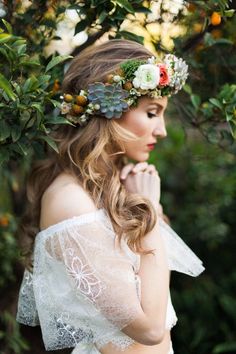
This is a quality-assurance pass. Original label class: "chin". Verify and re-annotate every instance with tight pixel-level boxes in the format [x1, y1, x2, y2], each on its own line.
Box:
[128, 153, 149, 162]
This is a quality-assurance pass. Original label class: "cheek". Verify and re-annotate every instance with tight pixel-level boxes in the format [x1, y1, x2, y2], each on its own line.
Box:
[120, 111, 149, 137]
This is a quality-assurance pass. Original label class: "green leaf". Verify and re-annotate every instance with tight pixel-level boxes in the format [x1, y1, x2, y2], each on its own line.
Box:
[118, 30, 144, 44]
[11, 126, 21, 143]
[183, 84, 192, 95]
[133, 6, 152, 14]
[75, 19, 89, 34]
[209, 98, 223, 110]
[191, 94, 201, 110]
[23, 76, 39, 93]
[0, 149, 10, 166]
[45, 55, 72, 73]
[213, 342, 236, 353]
[2, 19, 13, 34]
[39, 136, 59, 153]
[115, 0, 135, 13]
[16, 141, 28, 156]
[0, 74, 16, 101]
[224, 9, 235, 17]
[32, 103, 44, 115]
[0, 33, 12, 43]
[97, 11, 108, 24]
[0, 120, 11, 141]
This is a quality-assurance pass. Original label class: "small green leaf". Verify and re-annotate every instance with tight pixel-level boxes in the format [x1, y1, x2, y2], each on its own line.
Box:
[183, 84, 192, 95]
[16, 141, 28, 156]
[11, 126, 21, 142]
[191, 94, 201, 110]
[0, 149, 10, 166]
[0, 33, 12, 43]
[75, 20, 89, 34]
[0, 120, 11, 141]
[115, 0, 135, 13]
[45, 55, 72, 73]
[213, 341, 236, 353]
[39, 136, 59, 153]
[224, 9, 235, 17]
[0, 74, 16, 101]
[209, 98, 223, 110]
[2, 19, 13, 34]
[118, 30, 144, 44]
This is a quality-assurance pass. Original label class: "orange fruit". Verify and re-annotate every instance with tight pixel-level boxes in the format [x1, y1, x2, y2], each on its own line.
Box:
[72, 104, 84, 114]
[123, 81, 133, 90]
[64, 94, 73, 103]
[52, 79, 60, 94]
[0, 215, 9, 227]
[211, 12, 221, 26]
[75, 95, 87, 106]
[193, 23, 203, 33]
[106, 74, 114, 83]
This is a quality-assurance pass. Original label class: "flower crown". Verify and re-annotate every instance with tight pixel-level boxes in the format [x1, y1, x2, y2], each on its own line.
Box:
[61, 54, 188, 126]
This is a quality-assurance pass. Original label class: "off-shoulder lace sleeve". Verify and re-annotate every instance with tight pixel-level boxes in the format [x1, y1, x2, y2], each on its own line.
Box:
[17, 210, 141, 351]
[159, 218, 205, 276]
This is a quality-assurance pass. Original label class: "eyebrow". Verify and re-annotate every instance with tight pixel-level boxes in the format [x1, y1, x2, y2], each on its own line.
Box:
[147, 103, 165, 110]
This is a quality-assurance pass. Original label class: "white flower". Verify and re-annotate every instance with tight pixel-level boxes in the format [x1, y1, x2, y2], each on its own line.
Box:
[133, 64, 160, 90]
[113, 75, 122, 83]
[61, 102, 71, 114]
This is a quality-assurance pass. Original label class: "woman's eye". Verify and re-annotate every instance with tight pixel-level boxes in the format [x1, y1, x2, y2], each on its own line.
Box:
[147, 112, 156, 118]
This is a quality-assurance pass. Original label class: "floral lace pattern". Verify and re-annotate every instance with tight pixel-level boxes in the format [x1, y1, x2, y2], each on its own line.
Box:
[16, 208, 204, 352]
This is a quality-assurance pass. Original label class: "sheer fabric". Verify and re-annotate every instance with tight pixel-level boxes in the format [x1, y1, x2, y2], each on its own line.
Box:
[17, 208, 205, 352]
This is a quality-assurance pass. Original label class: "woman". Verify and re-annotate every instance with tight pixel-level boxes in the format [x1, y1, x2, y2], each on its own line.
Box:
[16, 40, 204, 354]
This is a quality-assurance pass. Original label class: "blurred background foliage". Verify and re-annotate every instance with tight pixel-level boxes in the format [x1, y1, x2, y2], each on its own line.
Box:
[0, 0, 235, 353]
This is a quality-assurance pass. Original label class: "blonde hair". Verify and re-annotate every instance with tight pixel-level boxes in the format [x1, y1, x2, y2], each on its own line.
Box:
[22, 39, 157, 265]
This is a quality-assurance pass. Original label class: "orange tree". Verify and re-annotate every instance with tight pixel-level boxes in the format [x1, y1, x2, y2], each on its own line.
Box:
[0, 1, 235, 353]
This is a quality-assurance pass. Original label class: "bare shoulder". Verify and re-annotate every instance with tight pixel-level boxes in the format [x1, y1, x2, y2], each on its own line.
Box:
[40, 173, 97, 230]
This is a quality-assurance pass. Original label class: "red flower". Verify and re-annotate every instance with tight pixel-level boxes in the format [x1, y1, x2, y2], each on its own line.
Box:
[158, 64, 170, 86]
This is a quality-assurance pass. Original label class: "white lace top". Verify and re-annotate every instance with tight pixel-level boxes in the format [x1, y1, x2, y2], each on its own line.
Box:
[16, 208, 205, 352]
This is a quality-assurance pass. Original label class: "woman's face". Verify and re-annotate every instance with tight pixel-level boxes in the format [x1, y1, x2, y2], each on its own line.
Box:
[117, 96, 168, 162]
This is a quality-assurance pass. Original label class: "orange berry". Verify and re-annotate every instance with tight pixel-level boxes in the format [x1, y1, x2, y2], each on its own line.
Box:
[123, 81, 133, 91]
[106, 74, 114, 83]
[75, 95, 87, 106]
[211, 12, 221, 26]
[64, 94, 73, 103]
[193, 23, 203, 33]
[72, 104, 84, 114]
[0, 215, 9, 227]
[52, 79, 60, 94]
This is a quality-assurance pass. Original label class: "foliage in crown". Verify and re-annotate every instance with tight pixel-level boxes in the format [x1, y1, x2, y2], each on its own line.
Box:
[61, 54, 189, 126]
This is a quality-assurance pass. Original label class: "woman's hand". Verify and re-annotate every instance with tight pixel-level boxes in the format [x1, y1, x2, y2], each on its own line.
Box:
[120, 162, 160, 209]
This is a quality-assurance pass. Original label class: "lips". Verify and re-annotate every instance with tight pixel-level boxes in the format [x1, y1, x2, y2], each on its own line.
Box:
[147, 144, 155, 150]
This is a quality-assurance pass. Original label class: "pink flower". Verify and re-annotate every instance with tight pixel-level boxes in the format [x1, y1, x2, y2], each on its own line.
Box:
[158, 64, 170, 86]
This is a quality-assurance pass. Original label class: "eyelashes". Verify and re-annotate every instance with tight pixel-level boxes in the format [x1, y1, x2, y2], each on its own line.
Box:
[147, 112, 157, 118]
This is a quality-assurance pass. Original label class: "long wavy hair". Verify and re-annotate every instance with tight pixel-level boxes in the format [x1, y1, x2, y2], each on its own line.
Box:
[22, 39, 158, 267]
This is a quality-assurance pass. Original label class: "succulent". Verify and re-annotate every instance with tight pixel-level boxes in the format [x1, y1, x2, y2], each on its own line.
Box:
[88, 83, 129, 119]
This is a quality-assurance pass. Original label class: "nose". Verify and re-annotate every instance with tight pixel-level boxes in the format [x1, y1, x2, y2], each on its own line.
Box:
[153, 118, 167, 139]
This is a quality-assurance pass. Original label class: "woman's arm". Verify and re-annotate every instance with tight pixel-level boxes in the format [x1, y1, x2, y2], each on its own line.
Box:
[121, 220, 170, 345]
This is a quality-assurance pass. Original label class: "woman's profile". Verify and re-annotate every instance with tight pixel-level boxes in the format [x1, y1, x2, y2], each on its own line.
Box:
[16, 39, 204, 354]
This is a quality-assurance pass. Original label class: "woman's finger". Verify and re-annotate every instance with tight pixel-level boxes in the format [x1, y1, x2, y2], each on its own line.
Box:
[120, 163, 134, 180]
[145, 164, 158, 174]
[132, 162, 149, 173]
